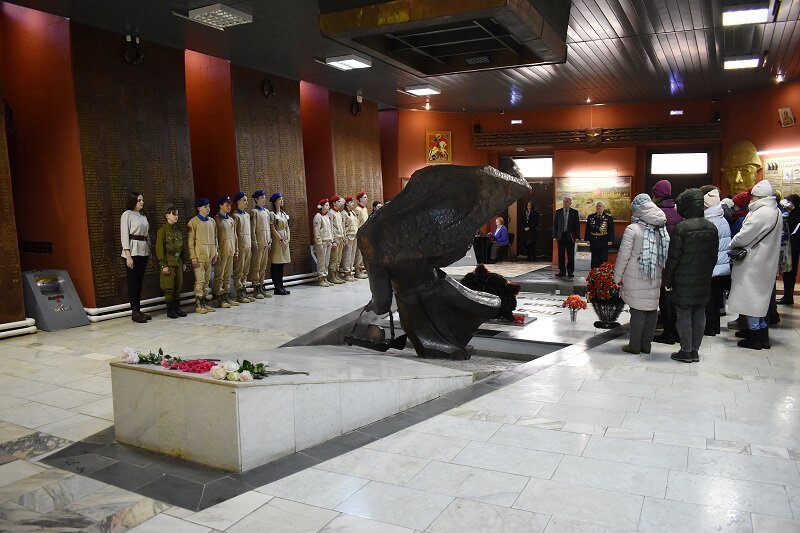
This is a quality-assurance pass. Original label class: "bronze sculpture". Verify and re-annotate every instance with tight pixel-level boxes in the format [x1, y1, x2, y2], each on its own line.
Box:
[358, 165, 530, 359]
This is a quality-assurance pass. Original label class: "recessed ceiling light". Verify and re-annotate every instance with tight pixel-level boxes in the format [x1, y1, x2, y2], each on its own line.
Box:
[724, 56, 760, 69]
[776, 73, 785, 82]
[722, 5, 769, 26]
[511, 119, 523, 125]
[404, 84, 441, 96]
[187, 3, 252, 30]
[585, 96, 592, 103]
[670, 109, 684, 116]
[325, 54, 372, 71]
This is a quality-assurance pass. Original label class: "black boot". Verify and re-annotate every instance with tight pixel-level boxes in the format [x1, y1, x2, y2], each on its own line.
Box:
[175, 300, 187, 317]
[670, 350, 693, 363]
[692, 350, 699, 362]
[166, 301, 178, 319]
[761, 327, 771, 349]
[737, 329, 761, 350]
[131, 310, 147, 323]
[735, 330, 749, 338]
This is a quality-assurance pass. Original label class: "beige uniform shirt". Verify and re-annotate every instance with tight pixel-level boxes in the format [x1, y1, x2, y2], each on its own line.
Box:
[328, 209, 344, 239]
[215, 213, 238, 256]
[232, 209, 252, 250]
[120, 210, 150, 257]
[355, 204, 369, 227]
[187, 215, 218, 262]
[251, 207, 272, 247]
[313, 212, 333, 244]
[343, 210, 358, 238]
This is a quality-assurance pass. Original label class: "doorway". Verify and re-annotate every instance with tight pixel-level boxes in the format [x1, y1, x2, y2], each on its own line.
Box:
[516, 180, 553, 261]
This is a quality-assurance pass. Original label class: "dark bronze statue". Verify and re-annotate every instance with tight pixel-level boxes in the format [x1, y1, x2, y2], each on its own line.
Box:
[358, 165, 531, 359]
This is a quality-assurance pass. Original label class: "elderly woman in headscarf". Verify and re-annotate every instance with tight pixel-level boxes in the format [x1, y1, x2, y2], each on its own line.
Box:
[614, 194, 669, 354]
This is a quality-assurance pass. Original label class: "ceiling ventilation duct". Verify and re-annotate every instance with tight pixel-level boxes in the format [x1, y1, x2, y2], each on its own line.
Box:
[319, 0, 570, 76]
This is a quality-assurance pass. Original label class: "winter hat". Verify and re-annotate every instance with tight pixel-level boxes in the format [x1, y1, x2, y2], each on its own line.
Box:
[750, 180, 773, 198]
[733, 191, 752, 207]
[233, 192, 247, 202]
[721, 198, 735, 210]
[317, 198, 329, 210]
[652, 179, 672, 199]
[703, 189, 721, 208]
[631, 193, 651, 212]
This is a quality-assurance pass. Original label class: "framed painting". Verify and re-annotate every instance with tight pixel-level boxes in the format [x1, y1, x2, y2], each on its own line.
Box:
[779, 107, 796, 128]
[426, 130, 451, 163]
[555, 176, 632, 221]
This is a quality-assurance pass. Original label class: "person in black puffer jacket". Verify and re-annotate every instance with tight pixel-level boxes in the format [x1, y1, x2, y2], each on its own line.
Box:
[661, 188, 719, 363]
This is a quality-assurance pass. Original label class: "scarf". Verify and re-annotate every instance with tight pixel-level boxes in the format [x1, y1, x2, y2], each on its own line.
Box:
[636, 217, 669, 279]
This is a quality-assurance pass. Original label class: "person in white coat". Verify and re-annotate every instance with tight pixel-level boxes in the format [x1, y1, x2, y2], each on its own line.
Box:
[701, 187, 731, 336]
[727, 180, 783, 350]
[614, 194, 669, 354]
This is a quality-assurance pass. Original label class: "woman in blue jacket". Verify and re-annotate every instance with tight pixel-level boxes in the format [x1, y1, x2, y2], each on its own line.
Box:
[492, 216, 509, 262]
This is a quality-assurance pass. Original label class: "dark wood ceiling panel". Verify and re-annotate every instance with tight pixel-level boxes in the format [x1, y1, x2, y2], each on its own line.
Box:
[5, 0, 798, 113]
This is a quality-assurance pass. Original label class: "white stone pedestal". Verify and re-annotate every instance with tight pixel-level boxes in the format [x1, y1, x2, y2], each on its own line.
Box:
[110, 346, 472, 472]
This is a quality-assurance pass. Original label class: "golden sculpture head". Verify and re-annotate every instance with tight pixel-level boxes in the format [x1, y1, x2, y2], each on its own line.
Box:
[722, 140, 762, 195]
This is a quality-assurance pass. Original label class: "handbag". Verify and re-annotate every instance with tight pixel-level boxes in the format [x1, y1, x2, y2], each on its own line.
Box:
[728, 214, 780, 263]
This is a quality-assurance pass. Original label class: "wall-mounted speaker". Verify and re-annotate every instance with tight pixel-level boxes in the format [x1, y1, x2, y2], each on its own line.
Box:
[473, 124, 482, 134]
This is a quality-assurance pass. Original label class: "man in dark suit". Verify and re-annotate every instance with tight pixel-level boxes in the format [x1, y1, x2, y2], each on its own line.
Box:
[552, 196, 580, 277]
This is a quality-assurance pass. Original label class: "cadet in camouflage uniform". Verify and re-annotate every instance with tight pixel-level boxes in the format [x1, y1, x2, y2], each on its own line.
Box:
[327, 195, 346, 284]
[249, 189, 272, 299]
[155, 205, 187, 319]
[187, 197, 219, 314]
[231, 192, 255, 303]
[214, 196, 239, 309]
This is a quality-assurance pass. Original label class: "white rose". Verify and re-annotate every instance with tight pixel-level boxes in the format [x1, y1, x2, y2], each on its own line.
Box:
[222, 361, 239, 373]
[227, 371, 241, 381]
[211, 365, 227, 380]
[239, 370, 253, 382]
[124, 352, 140, 364]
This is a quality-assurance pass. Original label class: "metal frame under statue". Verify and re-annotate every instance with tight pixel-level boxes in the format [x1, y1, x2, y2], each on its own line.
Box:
[358, 165, 530, 360]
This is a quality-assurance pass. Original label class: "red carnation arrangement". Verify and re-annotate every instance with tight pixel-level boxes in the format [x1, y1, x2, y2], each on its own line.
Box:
[562, 294, 587, 310]
[160, 357, 215, 373]
[585, 262, 620, 302]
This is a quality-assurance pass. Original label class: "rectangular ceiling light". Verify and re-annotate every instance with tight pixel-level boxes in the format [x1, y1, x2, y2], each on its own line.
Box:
[325, 54, 372, 70]
[670, 109, 684, 116]
[723, 56, 760, 69]
[722, 5, 769, 26]
[511, 119, 523, 125]
[188, 3, 252, 30]
[404, 84, 441, 96]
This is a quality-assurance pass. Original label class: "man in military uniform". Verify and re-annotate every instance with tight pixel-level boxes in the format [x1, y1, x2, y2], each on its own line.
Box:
[231, 192, 255, 303]
[155, 205, 187, 319]
[585, 201, 615, 268]
[249, 189, 272, 299]
[352, 192, 369, 279]
[187, 197, 219, 314]
[327, 195, 346, 284]
[214, 196, 238, 309]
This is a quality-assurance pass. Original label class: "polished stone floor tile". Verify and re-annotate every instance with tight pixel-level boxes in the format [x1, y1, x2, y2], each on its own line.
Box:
[750, 444, 791, 459]
[319, 513, 415, 533]
[787, 485, 800, 519]
[458, 395, 544, 420]
[542, 515, 635, 532]
[552, 455, 668, 498]
[715, 419, 798, 449]
[198, 477, 253, 510]
[513, 478, 643, 531]
[0, 431, 72, 461]
[654, 386, 736, 407]
[557, 390, 642, 412]
[489, 424, 591, 455]
[409, 415, 502, 441]
[405, 461, 529, 506]
[637, 496, 752, 532]
[44, 453, 116, 477]
[35, 414, 112, 442]
[335, 481, 453, 530]
[688, 448, 800, 487]
[26, 388, 104, 410]
[537, 403, 627, 428]
[601, 366, 674, 387]
[256, 468, 368, 508]
[184, 491, 272, 530]
[651, 431, 708, 449]
[751, 513, 800, 533]
[706, 439, 750, 454]
[451, 440, 563, 479]
[128, 512, 213, 532]
[0, 402, 76, 430]
[0, 422, 35, 445]
[0, 460, 47, 489]
[637, 397, 726, 417]
[622, 411, 716, 439]
[363, 429, 469, 462]
[561, 422, 607, 435]
[603, 427, 653, 441]
[428, 498, 550, 533]
[135, 474, 205, 511]
[316, 448, 429, 485]
[15, 472, 107, 514]
[86, 461, 165, 492]
[665, 469, 792, 517]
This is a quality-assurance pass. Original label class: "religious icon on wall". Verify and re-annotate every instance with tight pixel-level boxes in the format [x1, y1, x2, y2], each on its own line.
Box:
[426, 130, 452, 163]
[779, 107, 796, 128]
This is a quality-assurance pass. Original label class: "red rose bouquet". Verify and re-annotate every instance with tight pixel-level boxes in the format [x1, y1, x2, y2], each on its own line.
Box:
[562, 294, 587, 310]
[585, 262, 620, 302]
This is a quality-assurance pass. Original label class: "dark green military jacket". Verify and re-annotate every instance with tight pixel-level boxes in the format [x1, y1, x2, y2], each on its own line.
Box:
[156, 223, 185, 268]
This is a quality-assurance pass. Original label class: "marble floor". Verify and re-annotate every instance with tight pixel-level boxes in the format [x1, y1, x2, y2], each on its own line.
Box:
[1, 268, 800, 532]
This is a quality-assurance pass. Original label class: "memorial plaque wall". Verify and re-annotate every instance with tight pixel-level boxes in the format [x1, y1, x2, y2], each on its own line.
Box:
[71, 25, 195, 307]
[0, 98, 25, 323]
[330, 93, 384, 204]
[232, 67, 311, 274]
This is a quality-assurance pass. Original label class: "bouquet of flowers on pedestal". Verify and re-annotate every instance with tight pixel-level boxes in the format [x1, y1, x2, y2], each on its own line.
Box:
[585, 262, 624, 329]
[562, 294, 587, 322]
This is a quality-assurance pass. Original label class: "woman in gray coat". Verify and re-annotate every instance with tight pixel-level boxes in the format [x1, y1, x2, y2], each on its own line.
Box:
[614, 194, 669, 354]
[728, 180, 783, 349]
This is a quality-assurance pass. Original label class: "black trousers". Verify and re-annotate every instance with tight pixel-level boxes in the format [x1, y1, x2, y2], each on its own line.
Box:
[526, 236, 537, 261]
[781, 244, 799, 303]
[658, 287, 678, 341]
[557, 234, 574, 275]
[590, 245, 609, 269]
[127, 255, 148, 313]
[270, 263, 285, 289]
[704, 276, 728, 335]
